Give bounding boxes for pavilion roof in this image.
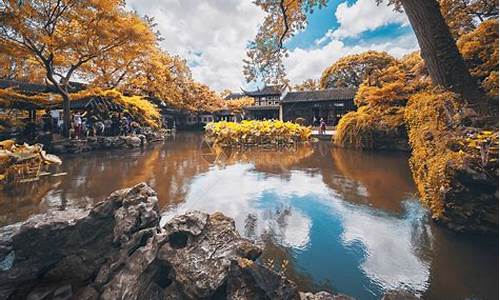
[281,88,357,103]
[0,79,86,94]
[243,85,282,97]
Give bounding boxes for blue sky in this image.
[286,1,415,50]
[127,0,418,91]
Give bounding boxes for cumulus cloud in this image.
[127,0,264,91]
[126,0,416,91]
[331,0,409,39]
[284,33,418,85]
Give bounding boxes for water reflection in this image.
[0,132,497,300]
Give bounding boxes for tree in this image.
[0,0,156,136]
[245,0,486,104]
[0,41,45,82]
[440,0,498,38]
[388,0,484,103]
[319,51,396,89]
[122,48,192,106]
[293,78,320,91]
[457,19,499,97]
[225,96,255,118]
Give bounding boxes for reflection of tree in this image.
[244,205,334,293]
[0,133,212,224]
[0,178,61,225]
[326,148,416,214]
[211,143,315,175]
[259,234,333,294]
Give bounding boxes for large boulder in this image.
[0,183,308,300]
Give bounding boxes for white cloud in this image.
[331,0,409,39]
[284,33,418,85]
[126,0,416,91]
[127,0,265,91]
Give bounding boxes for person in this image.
[120,115,129,136]
[319,118,326,135]
[104,117,112,136]
[73,112,82,139]
[42,109,52,132]
[111,113,120,136]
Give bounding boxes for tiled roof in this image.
[224,93,244,100]
[244,105,279,111]
[244,85,282,96]
[0,79,86,94]
[281,88,356,103]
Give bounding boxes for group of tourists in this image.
[41,110,142,139]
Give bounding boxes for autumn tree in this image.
[0,0,156,136]
[293,78,320,91]
[319,51,396,89]
[225,96,255,118]
[245,0,486,104]
[440,0,498,38]
[0,41,45,82]
[457,19,499,97]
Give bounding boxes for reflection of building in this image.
[242,85,282,120]
[280,88,357,126]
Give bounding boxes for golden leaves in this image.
[319,51,396,89]
[457,19,499,97]
[205,120,312,147]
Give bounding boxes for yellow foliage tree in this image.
[457,19,499,97]
[0,0,157,137]
[440,0,498,38]
[335,52,431,150]
[225,96,255,115]
[320,51,396,89]
[246,0,484,103]
[293,79,320,91]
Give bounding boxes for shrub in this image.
[204,120,311,147]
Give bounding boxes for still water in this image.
[0,132,497,299]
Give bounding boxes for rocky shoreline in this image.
[48,129,172,154]
[0,183,418,300]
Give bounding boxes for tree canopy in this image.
[293,78,320,91]
[319,51,396,89]
[0,0,225,131]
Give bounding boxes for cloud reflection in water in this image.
[162,163,431,298]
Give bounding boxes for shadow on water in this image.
[0,132,497,300]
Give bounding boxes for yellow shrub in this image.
[204,120,311,146]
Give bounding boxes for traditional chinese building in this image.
[242,85,282,120]
[280,88,357,126]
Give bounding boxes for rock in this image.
[227,258,299,299]
[0,183,320,300]
[158,211,264,299]
[381,290,420,300]
[0,183,160,300]
[300,291,354,300]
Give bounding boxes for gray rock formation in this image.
[0,183,301,299]
[50,130,169,154]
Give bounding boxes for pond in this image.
[0,132,497,300]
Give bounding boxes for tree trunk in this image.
[400,0,483,103]
[61,92,71,138]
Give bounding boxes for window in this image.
[274,101,279,105]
